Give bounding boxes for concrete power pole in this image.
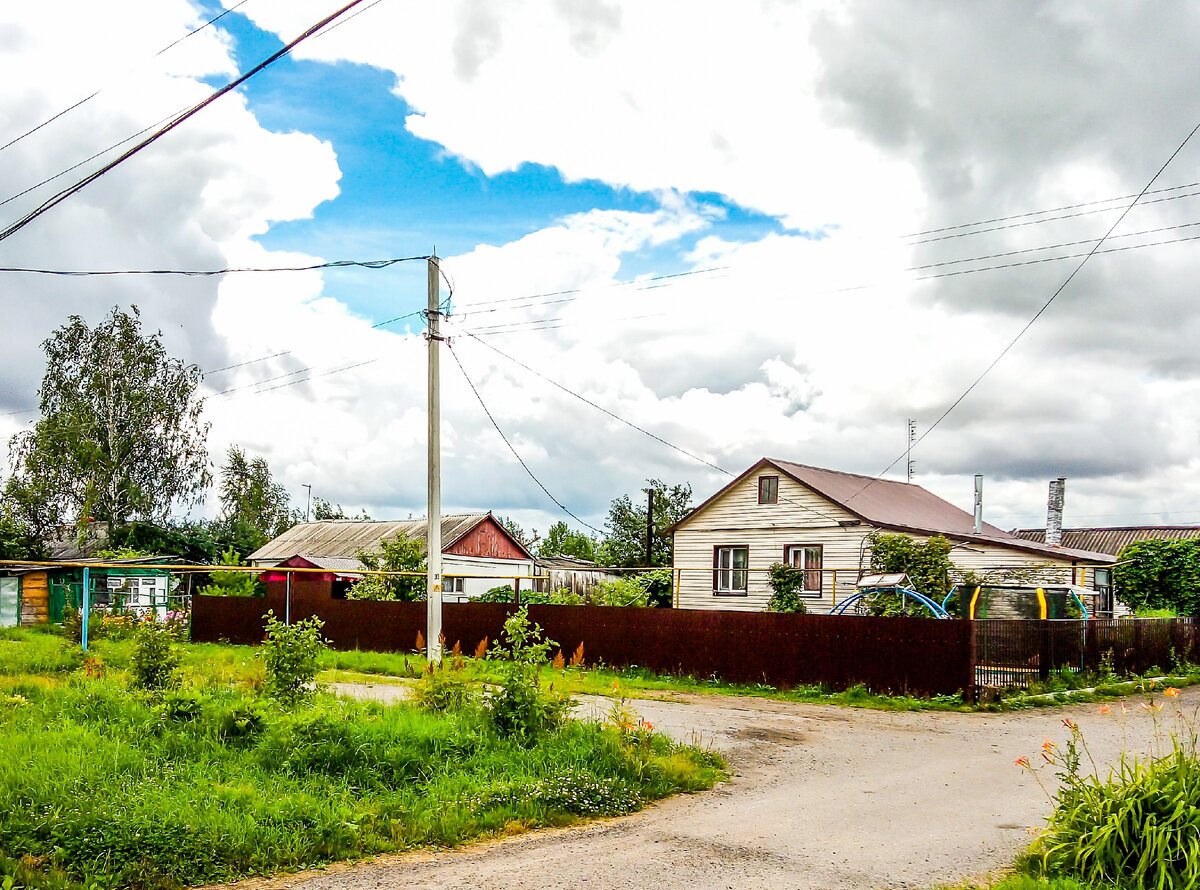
[426,253,443,662]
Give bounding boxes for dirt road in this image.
[291,682,1194,889]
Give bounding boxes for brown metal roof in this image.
[248,513,505,563]
[1012,526,1200,557]
[672,458,1113,564]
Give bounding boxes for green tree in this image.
[0,494,46,559]
[497,515,538,552]
[348,533,427,601]
[198,547,262,597]
[217,446,291,555]
[1113,539,1200,615]
[538,520,597,561]
[7,306,210,535]
[598,479,692,567]
[866,533,953,605]
[311,497,371,521]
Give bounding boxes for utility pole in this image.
[644,487,655,566]
[906,419,916,483]
[426,252,443,662]
[302,483,312,521]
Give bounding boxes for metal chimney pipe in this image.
[1046,477,1066,546]
[973,474,984,534]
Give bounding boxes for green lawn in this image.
[0,628,723,890]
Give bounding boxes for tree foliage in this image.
[766,563,809,614]
[217,446,292,555]
[198,547,262,597]
[867,533,953,603]
[7,306,210,534]
[312,497,370,521]
[538,521,597,561]
[349,533,427,601]
[598,479,692,567]
[497,515,538,552]
[1113,539,1200,615]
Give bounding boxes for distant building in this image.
[1011,526,1200,556]
[248,512,535,601]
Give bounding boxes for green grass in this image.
[935,875,1102,889]
[0,630,723,890]
[317,645,974,711]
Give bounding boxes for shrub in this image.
[350,534,426,601]
[260,611,327,707]
[1026,716,1200,889]
[766,563,809,613]
[215,701,267,742]
[130,618,182,692]
[484,608,572,744]
[198,547,262,597]
[477,584,516,603]
[415,663,474,713]
[867,532,953,602]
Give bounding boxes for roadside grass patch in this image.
[0,629,723,890]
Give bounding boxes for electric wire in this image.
[903,180,1200,239]
[0,0,373,245]
[447,341,605,535]
[449,321,844,526]
[0,0,254,156]
[0,255,431,276]
[905,187,1200,246]
[842,119,1200,506]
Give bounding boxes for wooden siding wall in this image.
[19,571,49,625]
[446,517,529,561]
[675,472,1090,613]
[674,472,867,612]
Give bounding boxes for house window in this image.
[713,546,749,595]
[446,576,465,594]
[785,545,824,595]
[758,475,779,505]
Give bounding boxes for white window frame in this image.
[714,546,749,595]
[785,544,824,596]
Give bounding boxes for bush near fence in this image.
[192,592,974,697]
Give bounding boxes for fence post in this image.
[965,618,977,704]
[1039,619,1051,681]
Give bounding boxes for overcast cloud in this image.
[1,0,1198,536]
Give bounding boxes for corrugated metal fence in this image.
[191,593,973,697]
[190,594,1200,699]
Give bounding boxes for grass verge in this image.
[0,628,723,890]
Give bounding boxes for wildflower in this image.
[1014,756,1030,768]
[1164,687,1181,697]
[1062,718,1078,731]
[1142,701,1163,712]
[1042,738,1057,752]
[1097,705,1111,715]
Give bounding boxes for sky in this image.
[1,0,1199,541]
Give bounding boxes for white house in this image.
[669,458,1115,614]
[248,513,535,601]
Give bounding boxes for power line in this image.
[0,0,374,245]
[844,118,1200,506]
[0,0,255,156]
[450,226,1200,340]
[447,341,605,535]
[904,184,1200,245]
[902,180,1200,239]
[449,322,844,525]
[0,254,431,276]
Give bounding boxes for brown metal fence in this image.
[973,618,1200,689]
[191,593,973,697]
[189,592,1200,698]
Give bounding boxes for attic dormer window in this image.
[758,475,779,504]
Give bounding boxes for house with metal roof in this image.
[669,458,1115,614]
[248,512,535,601]
[1011,525,1200,556]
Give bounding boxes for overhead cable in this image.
[0,0,374,245]
[447,342,605,535]
[844,119,1200,505]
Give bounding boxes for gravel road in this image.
[245,682,1197,890]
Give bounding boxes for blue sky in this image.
[205,5,787,321]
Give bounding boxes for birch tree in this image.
[7,306,211,533]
